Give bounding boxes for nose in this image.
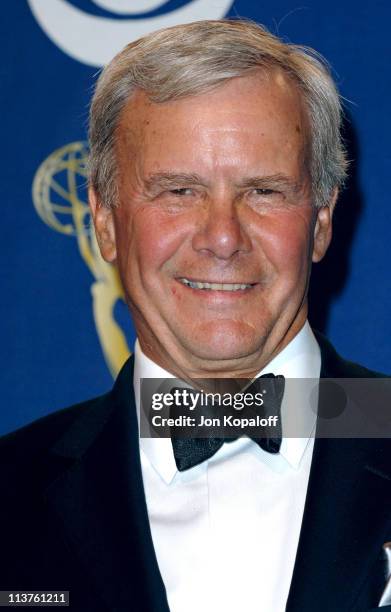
[191,195,251,260]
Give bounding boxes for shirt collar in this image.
[133,321,320,483]
[260,322,320,469]
[133,342,178,483]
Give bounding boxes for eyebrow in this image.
[143,172,301,193]
[235,174,301,193]
[144,173,206,192]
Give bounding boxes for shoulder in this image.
[0,355,135,462]
[314,330,389,378]
[0,393,110,490]
[0,394,107,454]
[0,356,134,487]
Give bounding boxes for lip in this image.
[176,276,258,286]
[174,277,258,299]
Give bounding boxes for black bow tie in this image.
[171,374,285,472]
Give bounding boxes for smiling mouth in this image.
[178,278,255,291]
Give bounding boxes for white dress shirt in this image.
[133,322,321,612]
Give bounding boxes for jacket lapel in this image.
[286,334,391,611]
[45,357,170,612]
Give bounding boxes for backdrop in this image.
[1,0,390,435]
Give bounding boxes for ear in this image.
[312,188,338,263]
[89,187,117,263]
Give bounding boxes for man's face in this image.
[91,71,333,377]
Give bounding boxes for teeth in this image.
[180,278,252,291]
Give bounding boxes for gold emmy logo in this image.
[32,141,130,378]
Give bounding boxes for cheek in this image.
[260,212,312,278]
[130,209,190,276]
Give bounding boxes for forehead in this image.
[116,70,309,170]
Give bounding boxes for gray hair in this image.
[89,19,348,209]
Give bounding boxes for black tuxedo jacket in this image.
[1,333,390,611]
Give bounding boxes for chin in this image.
[179,320,264,363]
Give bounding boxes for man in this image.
[1,19,390,612]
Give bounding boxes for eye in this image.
[169,188,194,196]
[252,188,276,196]
[246,187,285,209]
